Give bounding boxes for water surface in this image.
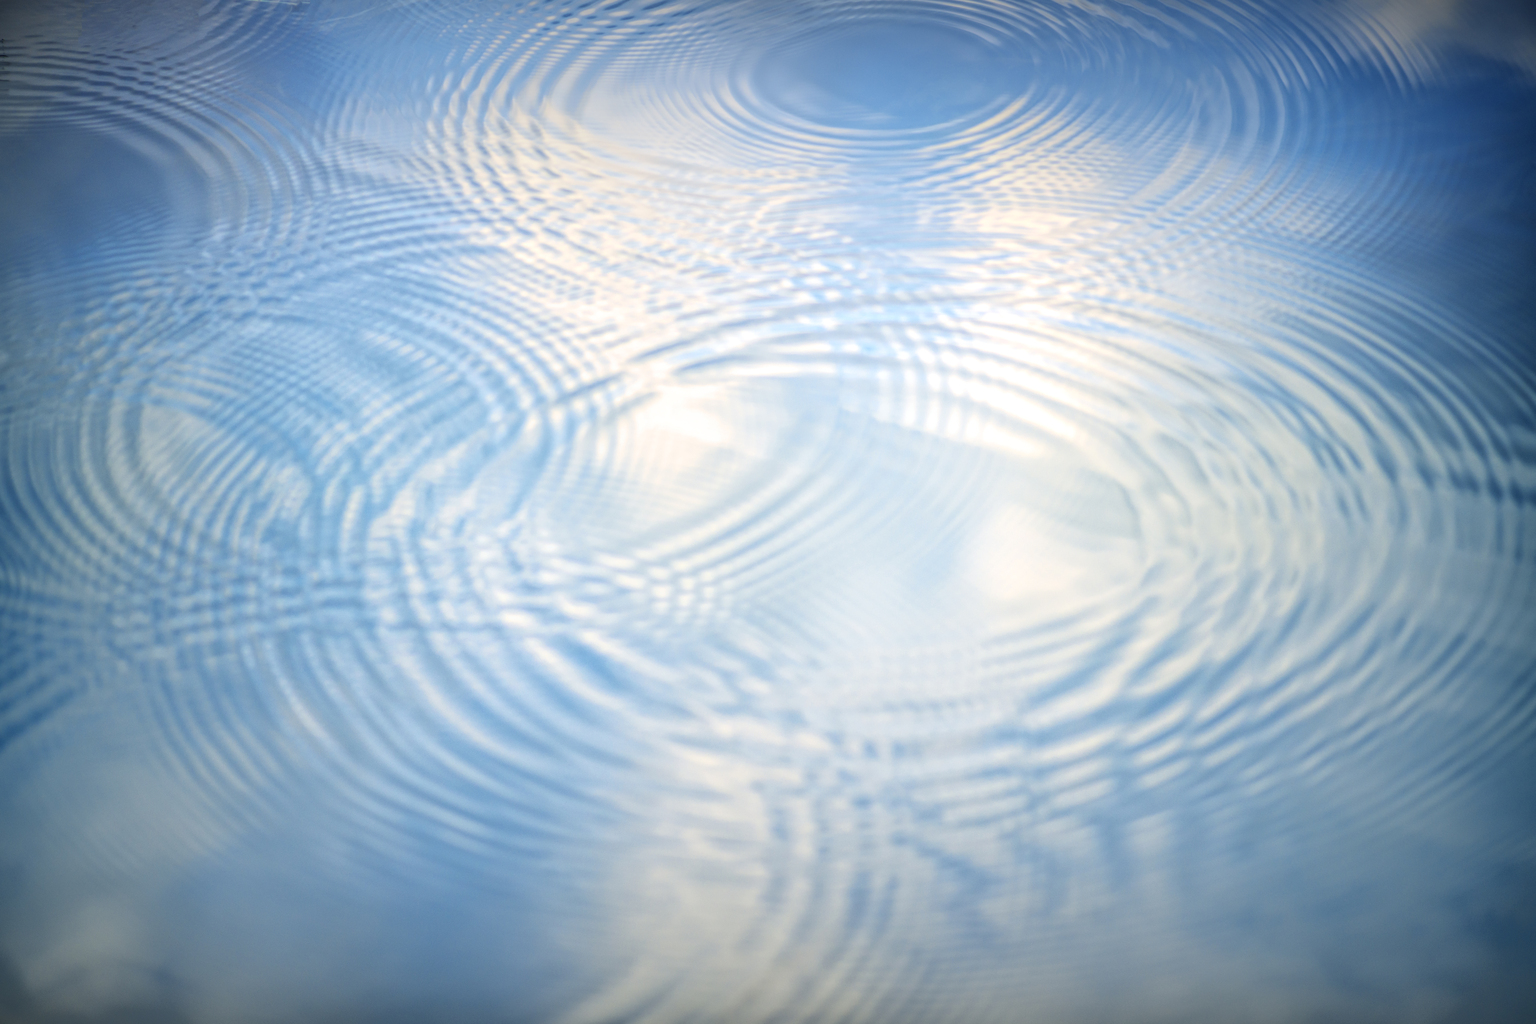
[2,1,1534,1022]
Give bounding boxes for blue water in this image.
[2,1,1534,1022]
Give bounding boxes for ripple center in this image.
[754,18,1015,132]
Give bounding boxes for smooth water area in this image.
[2,1,1534,1022]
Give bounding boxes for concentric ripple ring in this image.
[1,1,1533,1022]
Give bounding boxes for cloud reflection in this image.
[1,2,1533,1023]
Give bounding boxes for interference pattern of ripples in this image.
[2,1,1534,1022]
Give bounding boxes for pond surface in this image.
[2,1,1534,1022]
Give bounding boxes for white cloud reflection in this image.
[1,2,1533,1023]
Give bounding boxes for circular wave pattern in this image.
[371,0,1460,309]
[3,1,1535,1022]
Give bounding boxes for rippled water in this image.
[2,1,1534,1021]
